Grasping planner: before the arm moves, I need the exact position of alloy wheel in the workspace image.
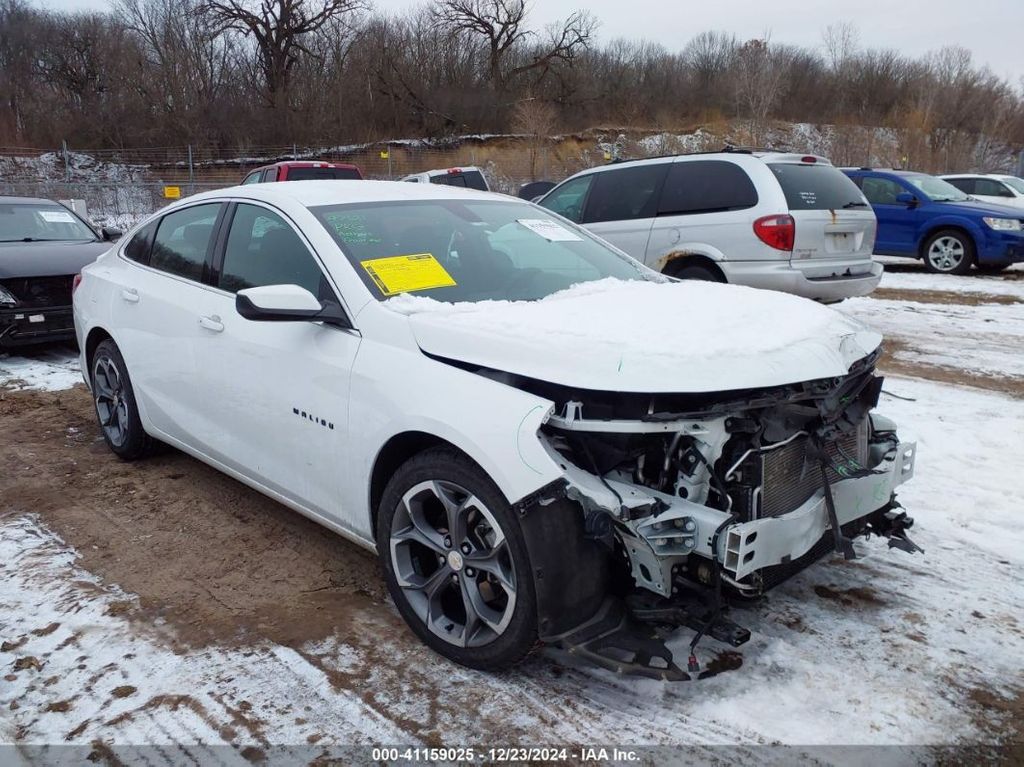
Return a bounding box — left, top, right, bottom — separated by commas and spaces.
389, 480, 517, 648
927, 236, 965, 272
93, 355, 129, 447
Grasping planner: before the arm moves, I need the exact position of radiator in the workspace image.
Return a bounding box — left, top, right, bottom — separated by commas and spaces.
759, 422, 868, 519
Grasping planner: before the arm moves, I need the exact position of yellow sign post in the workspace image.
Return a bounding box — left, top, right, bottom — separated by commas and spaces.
163, 186, 181, 199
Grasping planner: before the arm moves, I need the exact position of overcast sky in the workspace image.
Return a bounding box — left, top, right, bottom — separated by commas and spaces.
39, 0, 1024, 84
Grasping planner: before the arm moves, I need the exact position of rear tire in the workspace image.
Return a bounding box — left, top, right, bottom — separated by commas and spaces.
668, 263, 725, 282
90, 339, 153, 460
376, 448, 538, 671
923, 230, 975, 275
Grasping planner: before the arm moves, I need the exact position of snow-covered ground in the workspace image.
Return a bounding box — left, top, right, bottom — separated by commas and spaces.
0, 347, 81, 391
837, 266, 1024, 382
2, 263, 1022, 755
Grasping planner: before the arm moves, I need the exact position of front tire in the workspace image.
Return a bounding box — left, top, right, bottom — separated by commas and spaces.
923, 229, 975, 275
377, 448, 538, 670
90, 339, 153, 460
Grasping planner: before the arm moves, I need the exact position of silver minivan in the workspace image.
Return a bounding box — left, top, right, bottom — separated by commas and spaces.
537, 152, 881, 302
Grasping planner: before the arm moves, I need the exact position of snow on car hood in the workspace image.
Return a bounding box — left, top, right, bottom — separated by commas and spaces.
386, 278, 882, 393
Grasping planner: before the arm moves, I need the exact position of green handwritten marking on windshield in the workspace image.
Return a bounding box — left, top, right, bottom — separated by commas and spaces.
324, 212, 383, 245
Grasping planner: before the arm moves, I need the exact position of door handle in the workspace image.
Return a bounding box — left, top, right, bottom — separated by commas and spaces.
198, 314, 224, 333
120, 288, 140, 303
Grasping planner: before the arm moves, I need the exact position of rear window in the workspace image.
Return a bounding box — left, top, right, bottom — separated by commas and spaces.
658, 160, 758, 215
429, 171, 488, 191
285, 167, 362, 181
769, 164, 866, 210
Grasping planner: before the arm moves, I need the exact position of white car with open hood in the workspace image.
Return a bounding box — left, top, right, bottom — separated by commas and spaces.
73, 180, 918, 678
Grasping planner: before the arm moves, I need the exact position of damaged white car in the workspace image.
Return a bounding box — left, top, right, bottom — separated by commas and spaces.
73, 181, 918, 678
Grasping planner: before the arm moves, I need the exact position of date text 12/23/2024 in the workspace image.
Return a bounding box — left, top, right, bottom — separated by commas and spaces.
370, 747, 640, 762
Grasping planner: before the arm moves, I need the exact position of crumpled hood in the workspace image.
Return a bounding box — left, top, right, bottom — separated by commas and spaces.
385, 279, 882, 394
0, 240, 110, 280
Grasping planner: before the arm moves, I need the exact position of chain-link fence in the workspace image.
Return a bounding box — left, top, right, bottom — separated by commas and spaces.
0, 136, 629, 227
0, 180, 227, 229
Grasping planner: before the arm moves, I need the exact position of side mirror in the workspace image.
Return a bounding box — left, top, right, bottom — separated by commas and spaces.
895, 192, 918, 206
236, 284, 349, 327
101, 226, 123, 242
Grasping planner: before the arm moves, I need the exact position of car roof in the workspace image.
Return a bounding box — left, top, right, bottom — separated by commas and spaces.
182, 179, 512, 208
844, 168, 921, 177
257, 160, 359, 169
940, 173, 1013, 180
562, 151, 834, 181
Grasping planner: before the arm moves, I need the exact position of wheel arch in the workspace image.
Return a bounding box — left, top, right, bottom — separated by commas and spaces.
368, 430, 483, 533
917, 222, 978, 260
84, 326, 114, 371
659, 251, 728, 281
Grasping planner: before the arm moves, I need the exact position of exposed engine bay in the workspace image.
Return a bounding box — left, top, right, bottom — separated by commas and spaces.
502, 349, 920, 679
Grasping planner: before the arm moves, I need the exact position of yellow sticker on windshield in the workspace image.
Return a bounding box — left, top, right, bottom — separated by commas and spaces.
360, 253, 456, 296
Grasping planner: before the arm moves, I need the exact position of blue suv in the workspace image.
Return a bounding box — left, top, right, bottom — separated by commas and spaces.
842, 168, 1024, 274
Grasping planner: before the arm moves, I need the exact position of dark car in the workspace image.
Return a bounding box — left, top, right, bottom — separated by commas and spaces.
842, 168, 1024, 274
0, 197, 119, 348
240, 161, 363, 184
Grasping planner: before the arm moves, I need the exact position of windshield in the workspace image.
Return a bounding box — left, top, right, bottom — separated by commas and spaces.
0, 202, 97, 242
905, 175, 970, 202
768, 163, 868, 210
1002, 177, 1024, 194
311, 199, 651, 303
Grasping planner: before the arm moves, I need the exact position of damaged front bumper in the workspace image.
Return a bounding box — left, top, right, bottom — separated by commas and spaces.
540, 410, 917, 601
722, 435, 916, 582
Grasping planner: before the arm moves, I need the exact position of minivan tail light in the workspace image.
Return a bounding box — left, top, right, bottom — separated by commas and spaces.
72, 273, 83, 294
753, 214, 795, 251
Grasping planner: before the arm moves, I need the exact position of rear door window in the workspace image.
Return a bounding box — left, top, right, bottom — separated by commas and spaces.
658, 160, 758, 215
583, 163, 669, 223
149, 204, 222, 282
769, 164, 867, 210
123, 220, 158, 264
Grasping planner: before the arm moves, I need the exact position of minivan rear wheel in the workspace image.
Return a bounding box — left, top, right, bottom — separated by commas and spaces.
668, 263, 725, 283
377, 448, 538, 670
923, 230, 975, 275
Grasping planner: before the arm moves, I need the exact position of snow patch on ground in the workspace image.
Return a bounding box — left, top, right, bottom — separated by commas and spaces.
0, 349, 81, 391
877, 260, 1024, 296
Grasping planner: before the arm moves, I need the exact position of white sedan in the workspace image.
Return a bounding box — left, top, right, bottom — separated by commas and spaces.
73, 181, 917, 677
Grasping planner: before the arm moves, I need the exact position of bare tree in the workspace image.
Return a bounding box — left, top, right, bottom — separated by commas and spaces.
431, 0, 595, 93
732, 37, 785, 145
202, 0, 364, 110
512, 95, 556, 178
